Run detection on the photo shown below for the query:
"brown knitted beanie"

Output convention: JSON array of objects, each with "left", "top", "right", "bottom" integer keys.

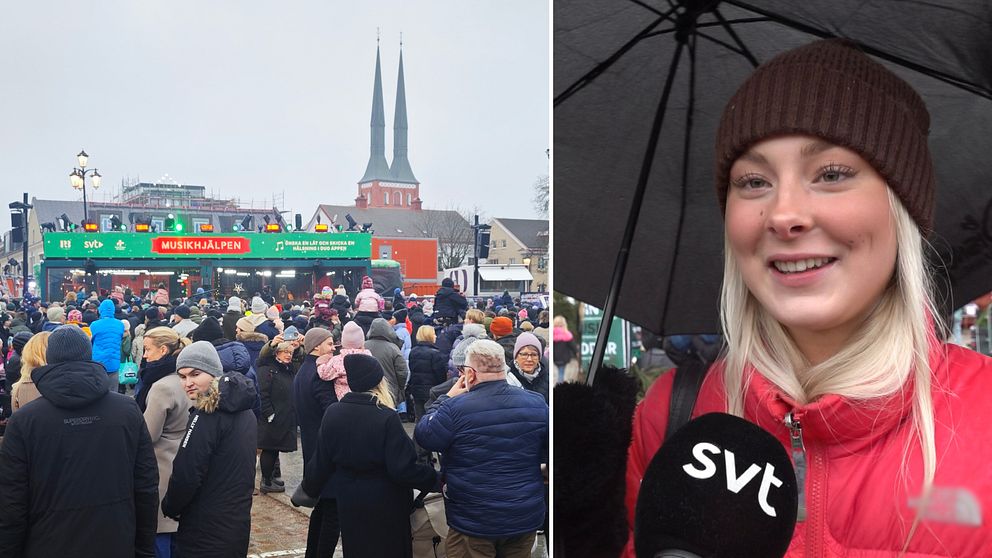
[{"left": 715, "top": 39, "right": 935, "bottom": 233}]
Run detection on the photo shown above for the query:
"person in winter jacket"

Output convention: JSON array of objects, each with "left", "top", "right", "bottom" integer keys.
[
  {"left": 392, "top": 287, "right": 406, "bottom": 311},
  {"left": 3, "top": 331, "right": 31, "bottom": 397},
  {"left": 0, "top": 326, "right": 159, "bottom": 557},
  {"left": 552, "top": 315, "right": 579, "bottom": 383},
  {"left": 295, "top": 353, "right": 438, "bottom": 558},
  {"left": 222, "top": 296, "right": 245, "bottom": 342},
  {"left": 152, "top": 284, "right": 170, "bottom": 307},
  {"left": 192, "top": 316, "right": 261, "bottom": 419},
  {"left": 91, "top": 299, "right": 125, "bottom": 388},
  {"left": 256, "top": 306, "right": 283, "bottom": 340},
  {"left": 390, "top": 308, "right": 412, "bottom": 359},
  {"left": 508, "top": 332, "right": 549, "bottom": 404},
  {"left": 10, "top": 331, "right": 49, "bottom": 412},
  {"left": 292, "top": 327, "right": 341, "bottom": 557},
  {"left": 532, "top": 310, "right": 550, "bottom": 345},
  {"left": 433, "top": 278, "right": 468, "bottom": 322},
  {"left": 415, "top": 339, "right": 548, "bottom": 554},
  {"left": 170, "top": 304, "right": 197, "bottom": 339},
  {"left": 612, "top": 40, "right": 992, "bottom": 557},
  {"left": 354, "top": 275, "right": 384, "bottom": 314},
  {"left": 236, "top": 317, "right": 268, "bottom": 369},
  {"left": 330, "top": 291, "right": 352, "bottom": 321},
  {"left": 137, "top": 327, "right": 192, "bottom": 557},
  {"left": 256, "top": 342, "right": 298, "bottom": 494},
  {"left": 42, "top": 305, "right": 65, "bottom": 332},
  {"left": 407, "top": 326, "right": 448, "bottom": 422},
  {"left": 490, "top": 316, "right": 518, "bottom": 366},
  {"left": 365, "top": 318, "right": 410, "bottom": 411},
  {"left": 163, "top": 342, "right": 257, "bottom": 558},
  {"left": 317, "top": 321, "right": 370, "bottom": 400}
]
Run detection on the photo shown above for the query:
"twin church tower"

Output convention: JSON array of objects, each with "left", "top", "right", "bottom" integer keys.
[{"left": 355, "top": 41, "right": 423, "bottom": 211}]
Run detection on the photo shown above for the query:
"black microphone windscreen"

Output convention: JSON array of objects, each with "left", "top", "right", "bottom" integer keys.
[{"left": 634, "top": 413, "right": 798, "bottom": 558}]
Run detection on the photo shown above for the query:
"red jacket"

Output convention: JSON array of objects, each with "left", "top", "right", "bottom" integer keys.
[{"left": 624, "top": 342, "right": 992, "bottom": 557}]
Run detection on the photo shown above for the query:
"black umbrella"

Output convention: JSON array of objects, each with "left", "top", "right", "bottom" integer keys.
[{"left": 554, "top": 0, "right": 992, "bottom": 382}]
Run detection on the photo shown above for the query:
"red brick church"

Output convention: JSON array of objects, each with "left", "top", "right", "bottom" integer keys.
[{"left": 355, "top": 41, "right": 423, "bottom": 211}]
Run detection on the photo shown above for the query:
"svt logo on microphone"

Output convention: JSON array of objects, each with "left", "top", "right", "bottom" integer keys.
[{"left": 682, "top": 442, "right": 784, "bottom": 517}]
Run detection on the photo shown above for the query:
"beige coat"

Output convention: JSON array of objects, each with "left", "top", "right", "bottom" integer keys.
[
  {"left": 11, "top": 378, "right": 42, "bottom": 411},
  {"left": 143, "top": 374, "right": 193, "bottom": 533}
]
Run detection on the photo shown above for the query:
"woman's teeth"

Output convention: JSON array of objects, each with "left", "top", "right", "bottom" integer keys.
[{"left": 773, "top": 257, "right": 833, "bottom": 274}]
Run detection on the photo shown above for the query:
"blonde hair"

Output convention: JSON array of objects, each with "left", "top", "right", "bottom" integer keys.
[
  {"left": 15, "top": 331, "right": 50, "bottom": 387},
  {"left": 465, "top": 308, "right": 485, "bottom": 324},
  {"left": 368, "top": 378, "right": 395, "bottom": 409},
  {"left": 553, "top": 315, "right": 568, "bottom": 329},
  {"left": 416, "top": 325, "right": 436, "bottom": 344},
  {"left": 144, "top": 327, "right": 191, "bottom": 357},
  {"left": 720, "top": 188, "right": 940, "bottom": 547}
]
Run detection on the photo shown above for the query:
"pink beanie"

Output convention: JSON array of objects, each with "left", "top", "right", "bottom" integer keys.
[{"left": 341, "top": 321, "right": 365, "bottom": 350}]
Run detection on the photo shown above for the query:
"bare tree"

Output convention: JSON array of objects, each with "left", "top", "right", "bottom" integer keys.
[
  {"left": 414, "top": 206, "right": 475, "bottom": 270},
  {"left": 533, "top": 174, "right": 549, "bottom": 217}
]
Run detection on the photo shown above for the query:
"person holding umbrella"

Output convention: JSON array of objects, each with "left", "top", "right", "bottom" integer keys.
[{"left": 621, "top": 40, "right": 992, "bottom": 556}]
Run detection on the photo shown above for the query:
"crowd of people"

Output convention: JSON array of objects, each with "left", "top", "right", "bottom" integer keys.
[{"left": 0, "top": 276, "right": 549, "bottom": 558}]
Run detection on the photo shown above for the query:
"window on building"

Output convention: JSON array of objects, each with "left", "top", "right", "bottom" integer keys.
[
  {"left": 489, "top": 258, "right": 498, "bottom": 264},
  {"left": 151, "top": 219, "right": 165, "bottom": 232},
  {"left": 100, "top": 215, "right": 114, "bottom": 232},
  {"left": 538, "top": 257, "right": 547, "bottom": 271},
  {"left": 192, "top": 218, "right": 210, "bottom": 232},
  {"left": 491, "top": 240, "right": 496, "bottom": 248},
  {"left": 407, "top": 193, "right": 412, "bottom": 205},
  {"left": 501, "top": 240, "right": 507, "bottom": 247},
  {"left": 384, "top": 192, "right": 390, "bottom": 205},
  {"left": 509, "top": 258, "right": 516, "bottom": 264},
  {"left": 394, "top": 192, "right": 402, "bottom": 206}
]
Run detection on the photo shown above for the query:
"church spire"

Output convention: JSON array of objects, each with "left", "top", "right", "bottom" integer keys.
[
  {"left": 388, "top": 41, "right": 418, "bottom": 184},
  {"left": 360, "top": 40, "right": 391, "bottom": 184}
]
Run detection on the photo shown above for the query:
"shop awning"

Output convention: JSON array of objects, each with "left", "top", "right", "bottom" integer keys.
[{"left": 478, "top": 267, "right": 533, "bottom": 281}]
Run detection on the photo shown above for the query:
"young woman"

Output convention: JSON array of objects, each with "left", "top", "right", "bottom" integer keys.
[
  {"left": 10, "top": 331, "right": 49, "bottom": 411},
  {"left": 296, "top": 353, "right": 438, "bottom": 558},
  {"left": 162, "top": 341, "right": 257, "bottom": 558},
  {"left": 623, "top": 39, "right": 992, "bottom": 556},
  {"left": 138, "top": 327, "right": 192, "bottom": 558},
  {"left": 256, "top": 341, "right": 298, "bottom": 494}
]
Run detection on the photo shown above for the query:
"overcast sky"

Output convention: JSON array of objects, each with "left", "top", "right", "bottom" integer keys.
[{"left": 0, "top": 1, "right": 549, "bottom": 231}]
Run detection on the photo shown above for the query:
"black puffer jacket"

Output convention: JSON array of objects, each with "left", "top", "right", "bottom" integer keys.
[
  {"left": 256, "top": 353, "right": 298, "bottom": 452},
  {"left": 0, "top": 360, "right": 158, "bottom": 558},
  {"left": 407, "top": 343, "right": 448, "bottom": 401},
  {"left": 162, "top": 373, "right": 257, "bottom": 558},
  {"left": 433, "top": 287, "right": 468, "bottom": 319}
]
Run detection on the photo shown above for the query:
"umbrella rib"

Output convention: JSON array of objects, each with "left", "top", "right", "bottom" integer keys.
[
  {"left": 623, "top": 0, "right": 669, "bottom": 18},
  {"left": 587, "top": 40, "right": 687, "bottom": 385},
  {"left": 713, "top": 7, "right": 760, "bottom": 67},
  {"left": 554, "top": 7, "right": 679, "bottom": 107},
  {"left": 643, "top": 17, "right": 770, "bottom": 39},
  {"left": 724, "top": 0, "right": 992, "bottom": 99},
  {"left": 662, "top": 33, "right": 698, "bottom": 335}
]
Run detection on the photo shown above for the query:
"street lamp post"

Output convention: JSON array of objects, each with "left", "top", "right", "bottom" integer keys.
[{"left": 69, "top": 150, "right": 102, "bottom": 222}]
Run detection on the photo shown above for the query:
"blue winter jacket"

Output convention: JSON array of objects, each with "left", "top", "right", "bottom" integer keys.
[
  {"left": 215, "top": 340, "right": 261, "bottom": 419},
  {"left": 415, "top": 380, "right": 548, "bottom": 538},
  {"left": 90, "top": 300, "right": 125, "bottom": 373}
]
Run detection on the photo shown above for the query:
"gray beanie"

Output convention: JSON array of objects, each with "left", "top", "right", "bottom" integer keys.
[
  {"left": 48, "top": 325, "right": 93, "bottom": 364},
  {"left": 304, "top": 327, "right": 333, "bottom": 354},
  {"left": 47, "top": 306, "right": 65, "bottom": 322},
  {"left": 176, "top": 340, "right": 224, "bottom": 377},
  {"left": 227, "top": 296, "right": 243, "bottom": 313},
  {"left": 251, "top": 296, "right": 267, "bottom": 314}
]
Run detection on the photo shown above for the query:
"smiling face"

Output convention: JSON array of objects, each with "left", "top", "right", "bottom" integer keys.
[
  {"left": 725, "top": 135, "right": 898, "bottom": 362},
  {"left": 177, "top": 367, "right": 216, "bottom": 400}
]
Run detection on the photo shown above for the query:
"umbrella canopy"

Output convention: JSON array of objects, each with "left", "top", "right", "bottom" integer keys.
[{"left": 555, "top": 0, "right": 992, "bottom": 348}]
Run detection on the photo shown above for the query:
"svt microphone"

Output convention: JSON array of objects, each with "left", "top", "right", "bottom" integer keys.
[{"left": 634, "top": 413, "right": 798, "bottom": 558}]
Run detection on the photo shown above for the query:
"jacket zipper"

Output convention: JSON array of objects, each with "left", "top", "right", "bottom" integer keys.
[
  {"left": 785, "top": 411, "right": 807, "bottom": 522},
  {"left": 786, "top": 410, "right": 825, "bottom": 557}
]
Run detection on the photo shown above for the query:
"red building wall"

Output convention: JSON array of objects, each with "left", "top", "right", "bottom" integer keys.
[{"left": 371, "top": 237, "right": 438, "bottom": 293}]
